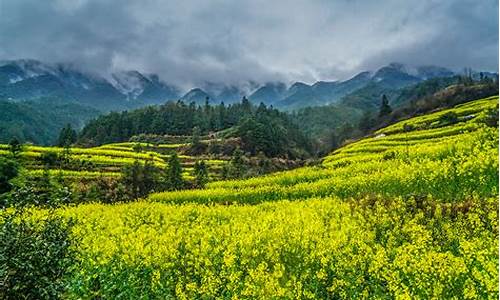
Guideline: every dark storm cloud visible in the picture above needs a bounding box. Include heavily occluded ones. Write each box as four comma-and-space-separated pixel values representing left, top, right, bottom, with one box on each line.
0, 0, 497, 87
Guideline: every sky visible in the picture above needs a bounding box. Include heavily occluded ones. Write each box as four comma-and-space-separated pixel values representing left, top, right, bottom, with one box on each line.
0, 0, 498, 88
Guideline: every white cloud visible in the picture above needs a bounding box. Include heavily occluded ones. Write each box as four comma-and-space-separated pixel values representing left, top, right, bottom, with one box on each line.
0, 0, 497, 88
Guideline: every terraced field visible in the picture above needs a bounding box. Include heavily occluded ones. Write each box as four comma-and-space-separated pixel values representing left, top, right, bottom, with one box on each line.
150, 96, 498, 205
0, 141, 226, 180
5, 96, 499, 298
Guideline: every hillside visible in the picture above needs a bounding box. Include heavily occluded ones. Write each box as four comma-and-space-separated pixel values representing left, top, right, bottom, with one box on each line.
0, 98, 99, 145
2, 96, 497, 298
0, 141, 225, 181
77, 99, 313, 158
150, 96, 498, 204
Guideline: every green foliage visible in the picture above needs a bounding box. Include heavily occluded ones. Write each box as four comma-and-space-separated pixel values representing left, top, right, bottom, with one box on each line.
189, 126, 205, 155
193, 160, 209, 188
165, 152, 184, 190
358, 110, 377, 134
57, 123, 77, 147
73, 177, 131, 204
8, 138, 22, 159
121, 160, 162, 199
228, 147, 247, 178
78, 99, 311, 158
379, 94, 392, 117
4, 171, 73, 208
0, 157, 18, 194
39, 150, 60, 167
481, 104, 499, 127
132, 142, 143, 153
0, 211, 75, 299
439, 111, 459, 125
0, 98, 99, 145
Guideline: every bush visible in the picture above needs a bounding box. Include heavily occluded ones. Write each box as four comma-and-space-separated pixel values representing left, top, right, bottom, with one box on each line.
4, 172, 73, 208
39, 151, 60, 167
74, 177, 132, 204
0, 211, 76, 299
0, 158, 18, 194
439, 112, 459, 125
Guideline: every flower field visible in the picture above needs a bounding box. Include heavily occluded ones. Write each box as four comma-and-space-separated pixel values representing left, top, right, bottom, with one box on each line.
0, 141, 226, 180
149, 96, 499, 205
2, 96, 499, 298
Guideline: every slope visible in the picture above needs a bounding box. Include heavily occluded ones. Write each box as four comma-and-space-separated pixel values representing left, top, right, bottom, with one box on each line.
4, 95, 498, 298
150, 96, 498, 204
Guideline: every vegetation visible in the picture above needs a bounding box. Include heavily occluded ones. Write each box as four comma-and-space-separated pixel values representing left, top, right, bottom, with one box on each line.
149, 97, 498, 205
0, 211, 75, 299
0, 98, 99, 145
57, 123, 77, 147
78, 98, 311, 158
0, 95, 497, 298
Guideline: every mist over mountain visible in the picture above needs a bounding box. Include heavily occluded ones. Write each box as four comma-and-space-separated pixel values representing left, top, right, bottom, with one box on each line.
2, 59, 498, 114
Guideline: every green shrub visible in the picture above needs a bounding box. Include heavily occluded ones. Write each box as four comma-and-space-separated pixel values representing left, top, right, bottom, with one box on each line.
0, 211, 76, 299
0, 157, 18, 194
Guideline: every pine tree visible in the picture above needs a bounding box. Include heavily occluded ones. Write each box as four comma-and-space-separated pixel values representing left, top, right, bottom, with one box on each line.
379, 94, 392, 118
190, 126, 203, 154
57, 124, 77, 147
121, 160, 143, 199
230, 147, 246, 178
166, 152, 184, 190
193, 160, 209, 188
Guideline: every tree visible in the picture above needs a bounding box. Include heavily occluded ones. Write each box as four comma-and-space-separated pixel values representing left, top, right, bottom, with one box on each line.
190, 126, 204, 154
379, 94, 392, 118
39, 151, 60, 168
165, 152, 184, 190
241, 96, 252, 113
120, 160, 144, 199
256, 151, 272, 175
439, 112, 459, 125
229, 147, 247, 178
8, 138, 22, 159
358, 111, 377, 134
326, 131, 340, 151
193, 160, 209, 188
237, 117, 268, 155
120, 159, 161, 199
0, 157, 18, 194
57, 124, 77, 147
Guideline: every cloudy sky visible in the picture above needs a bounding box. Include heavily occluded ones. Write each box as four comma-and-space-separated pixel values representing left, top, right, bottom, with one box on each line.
0, 0, 498, 87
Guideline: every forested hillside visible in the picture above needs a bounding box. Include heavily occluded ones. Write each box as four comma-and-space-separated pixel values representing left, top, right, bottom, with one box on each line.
0, 98, 99, 145
79, 98, 312, 158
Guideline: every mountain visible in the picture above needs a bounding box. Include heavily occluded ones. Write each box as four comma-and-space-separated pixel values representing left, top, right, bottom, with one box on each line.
275, 72, 373, 110
0, 59, 181, 111
195, 81, 259, 104
370, 62, 421, 87
248, 82, 288, 105
110, 71, 180, 105
415, 65, 455, 79
0, 59, 462, 112
247, 63, 458, 111
179, 88, 212, 105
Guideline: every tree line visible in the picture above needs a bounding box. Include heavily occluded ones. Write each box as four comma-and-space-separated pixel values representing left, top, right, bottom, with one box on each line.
78, 98, 312, 158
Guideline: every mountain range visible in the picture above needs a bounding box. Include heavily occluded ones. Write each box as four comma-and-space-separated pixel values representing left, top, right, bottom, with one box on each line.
1, 59, 494, 113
